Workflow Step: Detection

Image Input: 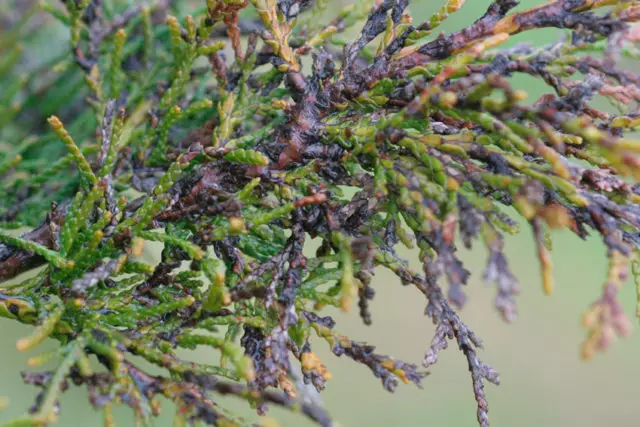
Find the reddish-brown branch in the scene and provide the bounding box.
[393,0,626,70]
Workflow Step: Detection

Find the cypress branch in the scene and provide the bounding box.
[1,0,639,425]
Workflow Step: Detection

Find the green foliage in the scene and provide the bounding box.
[0,0,640,426]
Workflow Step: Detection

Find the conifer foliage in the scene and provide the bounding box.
[0,0,639,425]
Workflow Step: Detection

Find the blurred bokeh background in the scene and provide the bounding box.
[1,0,639,426]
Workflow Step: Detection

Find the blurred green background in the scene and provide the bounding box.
[1,0,639,426]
